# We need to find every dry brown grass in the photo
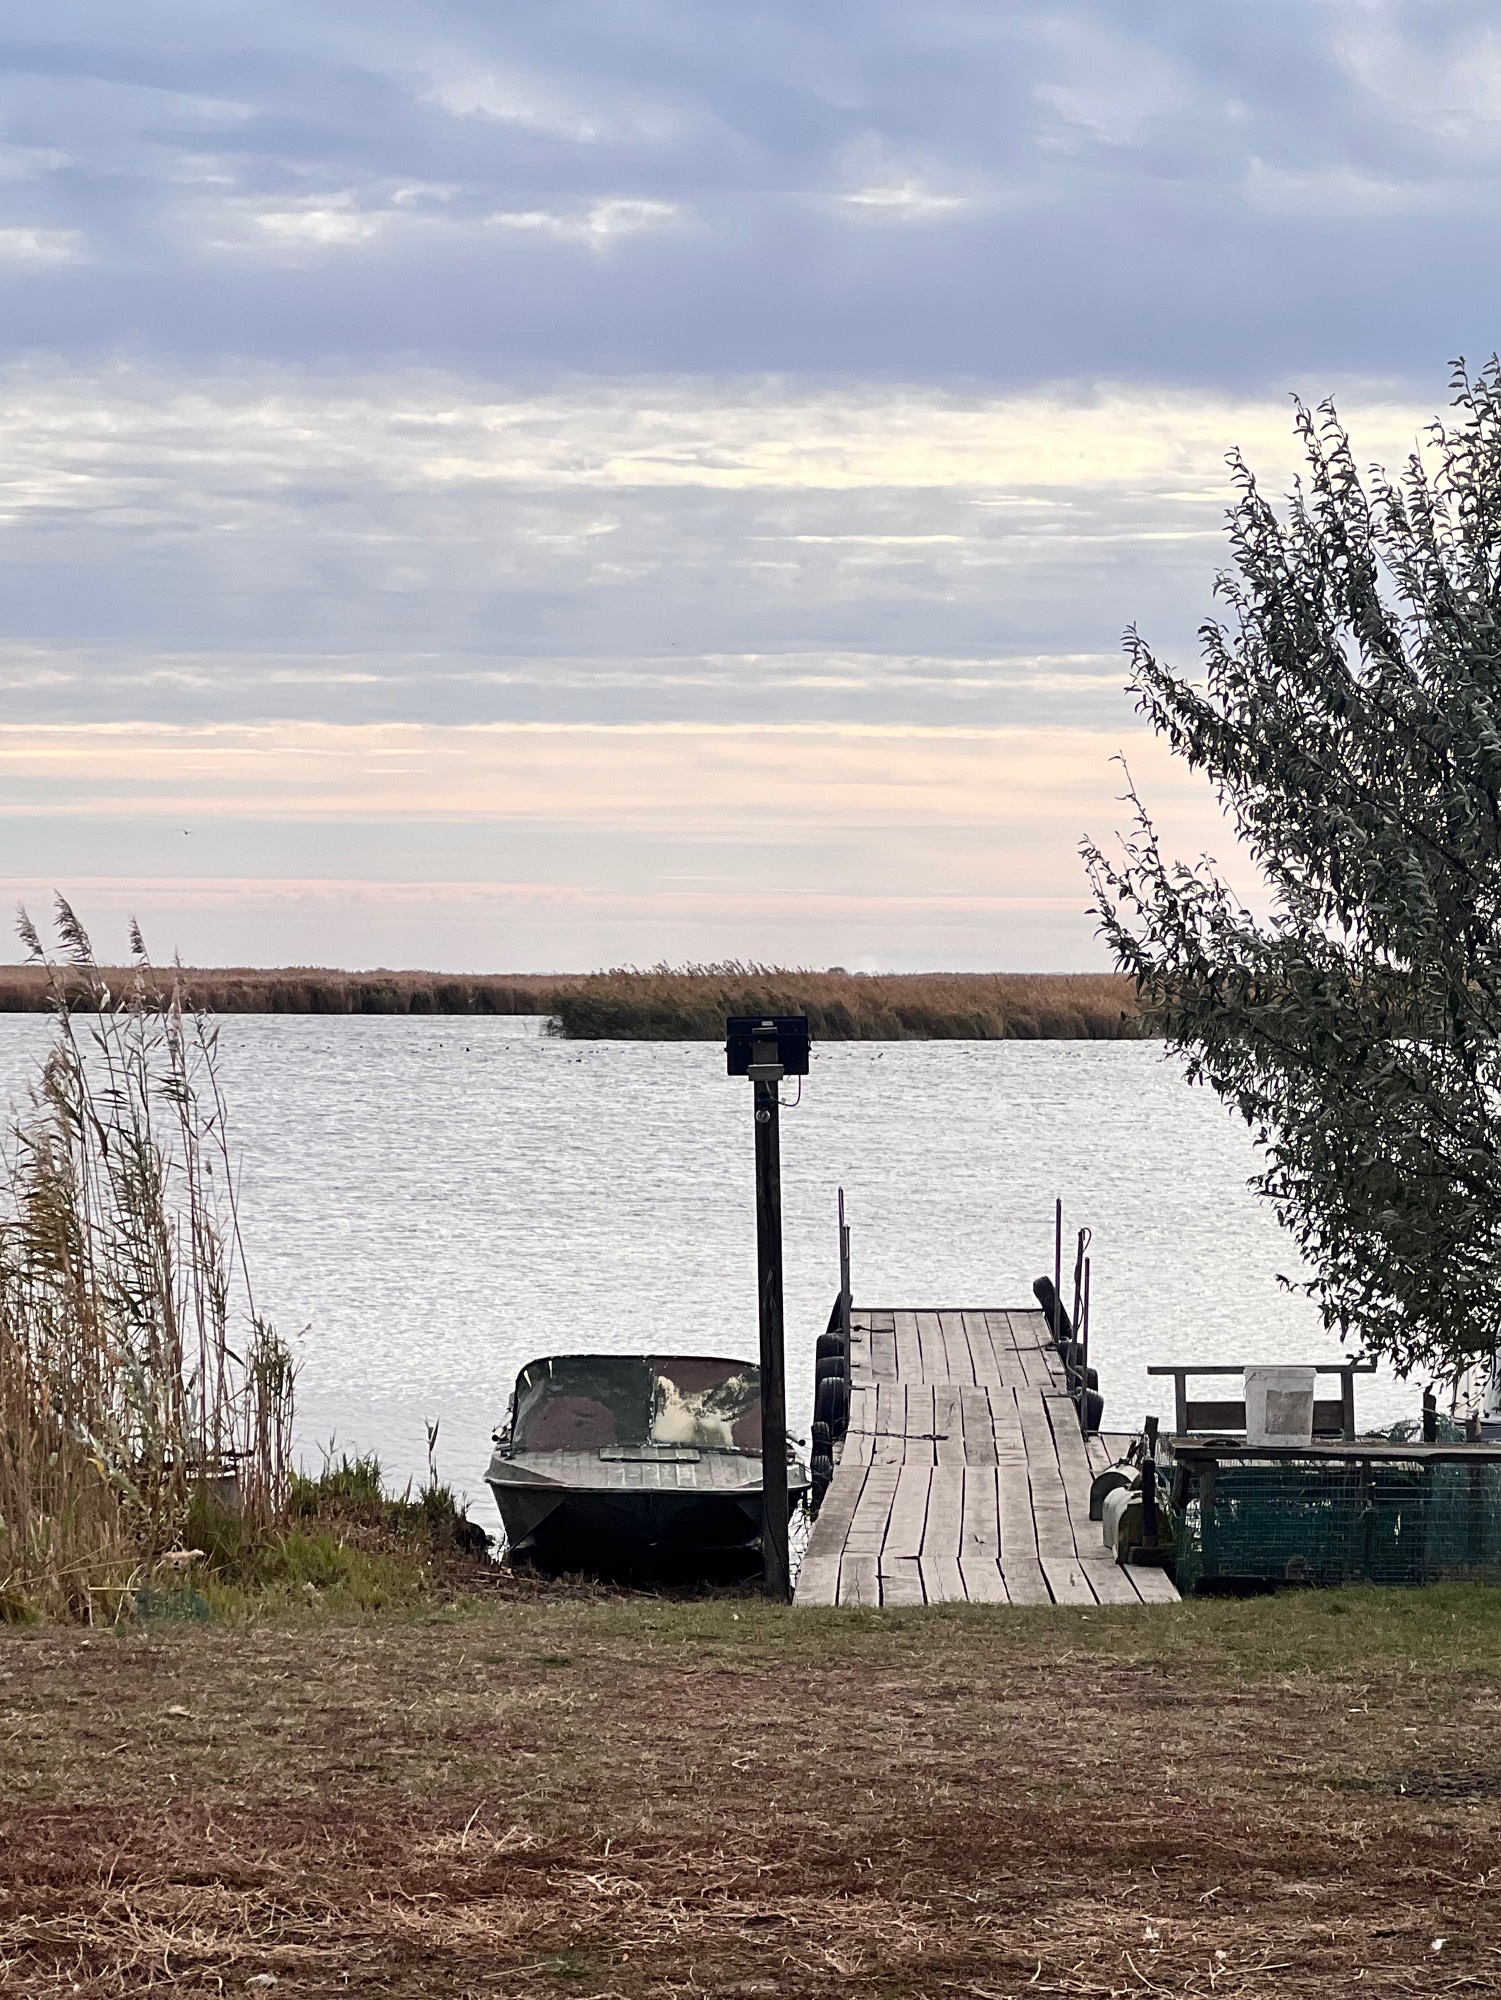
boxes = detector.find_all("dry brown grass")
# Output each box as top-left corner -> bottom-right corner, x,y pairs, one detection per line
0,965 -> 1142,1037
2,1586 -> 1497,1996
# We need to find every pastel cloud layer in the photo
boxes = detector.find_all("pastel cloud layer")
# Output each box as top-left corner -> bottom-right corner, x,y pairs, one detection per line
0,3 -> 1492,966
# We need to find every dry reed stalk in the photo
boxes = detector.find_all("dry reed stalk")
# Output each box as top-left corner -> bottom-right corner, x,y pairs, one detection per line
0,899 -> 292,1620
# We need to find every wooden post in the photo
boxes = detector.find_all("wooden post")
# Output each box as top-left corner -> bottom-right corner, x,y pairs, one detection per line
753,1061 -> 791,1603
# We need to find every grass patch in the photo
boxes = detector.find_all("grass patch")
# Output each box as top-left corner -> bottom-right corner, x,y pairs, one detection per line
175,1449 -> 499,1622
196,1526 -> 435,1618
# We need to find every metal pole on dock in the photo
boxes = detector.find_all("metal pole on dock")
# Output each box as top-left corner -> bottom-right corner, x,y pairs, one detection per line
726,1015 -> 809,1605
1080,1256 -> 1091,1426
753,1059 -> 790,1602
1071,1228 -> 1088,1350
1053,1199 -> 1063,1338
838,1187 -> 853,1393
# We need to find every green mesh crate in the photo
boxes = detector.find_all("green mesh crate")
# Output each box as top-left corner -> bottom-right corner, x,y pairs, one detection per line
1173,1453 -> 1501,1593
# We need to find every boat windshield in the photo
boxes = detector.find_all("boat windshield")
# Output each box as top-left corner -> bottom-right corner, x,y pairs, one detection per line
651,1358 -> 761,1451
510,1355 -> 761,1453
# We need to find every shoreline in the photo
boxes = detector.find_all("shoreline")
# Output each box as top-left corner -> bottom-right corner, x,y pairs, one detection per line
0,965 -> 1144,1038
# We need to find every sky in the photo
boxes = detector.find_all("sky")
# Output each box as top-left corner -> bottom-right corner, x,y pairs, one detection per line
1,0 -> 1497,970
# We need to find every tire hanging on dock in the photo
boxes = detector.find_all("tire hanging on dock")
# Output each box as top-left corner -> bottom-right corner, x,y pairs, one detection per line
809,1420 -> 835,1514
815,1374 -> 849,1437
1032,1275 -> 1073,1347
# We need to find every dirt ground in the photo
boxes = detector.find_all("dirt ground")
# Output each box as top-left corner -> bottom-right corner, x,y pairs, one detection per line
2,1585 -> 1499,1998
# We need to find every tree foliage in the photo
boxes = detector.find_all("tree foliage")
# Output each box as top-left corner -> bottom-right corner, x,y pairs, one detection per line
1085,361 -> 1501,1380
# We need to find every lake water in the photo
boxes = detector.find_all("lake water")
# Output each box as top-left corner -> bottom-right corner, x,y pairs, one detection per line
0,1017 -> 1420,1528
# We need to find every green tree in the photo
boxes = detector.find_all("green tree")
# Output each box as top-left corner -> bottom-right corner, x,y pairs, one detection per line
1085,362 -> 1501,1380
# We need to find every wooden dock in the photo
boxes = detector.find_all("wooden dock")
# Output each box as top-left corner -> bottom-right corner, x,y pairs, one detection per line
795,1305 -> 1181,1608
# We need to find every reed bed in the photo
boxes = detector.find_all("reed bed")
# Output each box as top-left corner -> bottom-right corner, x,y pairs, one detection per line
555,963 -> 1144,1040
0,902 -> 293,1622
0,964 -> 564,1017
0,962 -> 1144,1036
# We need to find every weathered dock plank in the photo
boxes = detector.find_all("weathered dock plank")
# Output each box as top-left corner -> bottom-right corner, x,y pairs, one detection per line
840,1553 -> 880,1606
960,1462 -> 999,1560
883,1462 -> 932,1565
865,1312 -> 898,1382
959,1558 -> 1009,1602
914,1310 -> 944,1382
958,1385 -> 997,1464
962,1310 -> 1002,1388
985,1309 -> 1027,1390
893,1310 -> 923,1382
922,1464 -> 966,1603
940,1310 -> 976,1388
997,1478 -> 1052,1605
1126,1562 -> 1182,1604
795,1299 -> 1179,1609
933,1384 -> 965,1466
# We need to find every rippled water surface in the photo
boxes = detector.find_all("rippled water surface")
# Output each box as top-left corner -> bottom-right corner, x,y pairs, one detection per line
0,1017 -> 1418,1525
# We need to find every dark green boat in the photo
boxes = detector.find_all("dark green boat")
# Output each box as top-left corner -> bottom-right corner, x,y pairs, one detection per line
486,1354 -> 809,1576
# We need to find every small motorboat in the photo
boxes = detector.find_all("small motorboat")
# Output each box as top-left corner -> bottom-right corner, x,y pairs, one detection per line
486,1353 -> 810,1577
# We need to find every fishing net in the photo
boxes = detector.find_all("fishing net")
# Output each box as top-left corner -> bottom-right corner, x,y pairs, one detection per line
1173,1453 -> 1501,1592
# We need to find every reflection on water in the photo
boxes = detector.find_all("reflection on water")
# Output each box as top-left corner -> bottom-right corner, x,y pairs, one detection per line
0,1016 -> 1419,1525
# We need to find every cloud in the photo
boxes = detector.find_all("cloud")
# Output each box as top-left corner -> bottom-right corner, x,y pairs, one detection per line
0,362 -> 1432,509
837,182 -> 972,224
242,195 -> 405,249
0,716 -> 1146,824
1030,20 -> 1191,150
0,227 -> 81,265
202,186 -> 679,261
1333,11 -> 1501,163
830,134 -> 980,224
1244,159 -> 1471,218
0,361 -> 1435,750
418,59 -> 685,145
0,3 -> 1493,381
482,197 -> 680,248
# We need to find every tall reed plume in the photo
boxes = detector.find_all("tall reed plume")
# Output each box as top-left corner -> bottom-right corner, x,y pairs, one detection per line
0,899 -> 293,1620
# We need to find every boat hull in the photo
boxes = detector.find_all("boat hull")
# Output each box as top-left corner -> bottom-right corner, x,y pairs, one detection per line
488,1467 -> 809,1579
